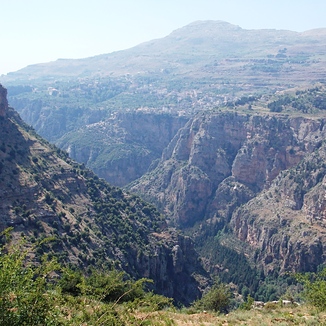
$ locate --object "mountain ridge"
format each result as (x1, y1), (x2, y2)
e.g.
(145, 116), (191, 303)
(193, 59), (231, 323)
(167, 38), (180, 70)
(2, 20), (326, 81)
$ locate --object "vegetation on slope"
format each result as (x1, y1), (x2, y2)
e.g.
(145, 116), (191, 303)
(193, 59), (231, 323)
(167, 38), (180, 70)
(0, 96), (206, 305)
(0, 107), (163, 267)
(0, 233), (173, 325)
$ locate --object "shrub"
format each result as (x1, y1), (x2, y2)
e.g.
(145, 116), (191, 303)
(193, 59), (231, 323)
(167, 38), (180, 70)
(0, 231), (174, 325)
(59, 268), (83, 296)
(82, 269), (151, 303)
(239, 294), (254, 310)
(193, 279), (231, 313)
(294, 267), (326, 311)
(0, 236), (63, 325)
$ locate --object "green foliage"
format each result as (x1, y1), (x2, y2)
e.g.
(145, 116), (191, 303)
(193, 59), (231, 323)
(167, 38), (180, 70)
(45, 192), (54, 205)
(58, 268), (83, 296)
(294, 267), (326, 311)
(239, 294), (254, 310)
(268, 95), (291, 112)
(81, 269), (151, 303)
(268, 86), (326, 114)
(0, 232), (174, 325)
(0, 239), (63, 325)
(196, 234), (262, 297)
(192, 279), (231, 313)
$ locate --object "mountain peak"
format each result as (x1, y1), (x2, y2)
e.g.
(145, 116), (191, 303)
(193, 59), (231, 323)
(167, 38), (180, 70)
(168, 20), (242, 38)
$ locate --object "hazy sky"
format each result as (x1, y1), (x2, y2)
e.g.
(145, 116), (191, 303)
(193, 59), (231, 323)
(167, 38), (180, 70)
(1, 0), (325, 75)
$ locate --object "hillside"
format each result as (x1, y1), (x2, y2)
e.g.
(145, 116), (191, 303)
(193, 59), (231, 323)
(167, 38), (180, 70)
(2, 20), (326, 82)
(0, 84), (208, 305)
(56, 110), (188, 186)
(127, 85), (326, 289)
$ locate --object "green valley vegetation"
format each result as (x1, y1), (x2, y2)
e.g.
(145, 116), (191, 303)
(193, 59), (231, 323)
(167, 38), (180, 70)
(1, 232), (326, 325)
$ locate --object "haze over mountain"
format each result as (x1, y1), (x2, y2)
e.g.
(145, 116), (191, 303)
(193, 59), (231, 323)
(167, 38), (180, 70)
(2, 21), (326, 188)
(3, 21), (326, 83)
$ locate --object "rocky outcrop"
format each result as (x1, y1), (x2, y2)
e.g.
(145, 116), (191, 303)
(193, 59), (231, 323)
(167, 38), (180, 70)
(128, 110), (326, 274)
(230, 142), (326, 273)
(0, 84), (8, 117)
(7, 97), (109, 142)
(135, 230), (209, 305)
(129, 112), (326, 227)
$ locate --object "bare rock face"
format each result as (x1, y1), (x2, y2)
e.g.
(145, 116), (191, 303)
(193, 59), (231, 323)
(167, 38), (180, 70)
(0, 84), (8, 117)
(230, 142), (326, 273)
(129, 111), (326, 274)
(60, 111), (188, 187)
(129, 112), (326, 228)
(136, 230), (209, 305)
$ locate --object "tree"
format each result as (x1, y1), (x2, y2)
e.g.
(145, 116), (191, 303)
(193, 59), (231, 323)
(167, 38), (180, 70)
(294, 267), (326, 311)
(193, 278), (231, 313)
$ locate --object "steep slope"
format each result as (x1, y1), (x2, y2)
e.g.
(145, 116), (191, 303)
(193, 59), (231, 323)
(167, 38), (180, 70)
(128, 86), (326, 276)
(231, 142), (326, 274)
(0, 84), (208, 305)
(56, 110), (188, 186)
(128, 112), (324, 227)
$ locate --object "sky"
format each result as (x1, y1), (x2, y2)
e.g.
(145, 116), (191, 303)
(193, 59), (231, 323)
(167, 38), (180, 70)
(1, 0), (326, 75)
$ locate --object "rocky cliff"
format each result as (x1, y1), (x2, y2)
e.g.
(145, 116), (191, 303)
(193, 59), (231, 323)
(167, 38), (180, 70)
(231, 141), (326, 274)
(129, 112), (324, 225)
(135, 229), (208, 304)
(128, 108), (326, 273)
(58, 110), (188, 186)
(7, 95), (188, 187)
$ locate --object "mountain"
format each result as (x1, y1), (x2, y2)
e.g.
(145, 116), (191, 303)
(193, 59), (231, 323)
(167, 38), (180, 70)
(2, 21), (326, 188)
(0, 84), (208, 305)
(2, 20), (326, 82)
(56, 110), (189, 187)
(2, 20), (326, 301)
(127, 86), (326, 278)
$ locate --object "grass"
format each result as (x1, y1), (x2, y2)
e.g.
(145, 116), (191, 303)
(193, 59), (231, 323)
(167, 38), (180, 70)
(150, 305), (326, 326)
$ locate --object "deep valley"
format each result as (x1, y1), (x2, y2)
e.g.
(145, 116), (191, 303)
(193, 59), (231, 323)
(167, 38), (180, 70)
(1, 21), (326, 322)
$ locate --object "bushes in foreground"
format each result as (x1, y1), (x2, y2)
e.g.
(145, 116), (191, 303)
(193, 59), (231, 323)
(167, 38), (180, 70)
(2, 229), (326, 325)
(0, 234), (172, 325)
(0, 240), (62, 325)
(294, 266), (326, 311)
(192, 278), (231, 313)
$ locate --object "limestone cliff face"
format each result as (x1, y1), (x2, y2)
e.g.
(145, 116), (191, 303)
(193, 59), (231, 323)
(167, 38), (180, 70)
(7, 97), (108, 142)
(129, 112), (326, 227)
(0, 84), (8, 117)
(230, 142), (326, 273)
(9, 96), (188, 187)
(135, 230), (208, 305)
(128, 110), (326, 274)
(60, 111), (188, 187)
